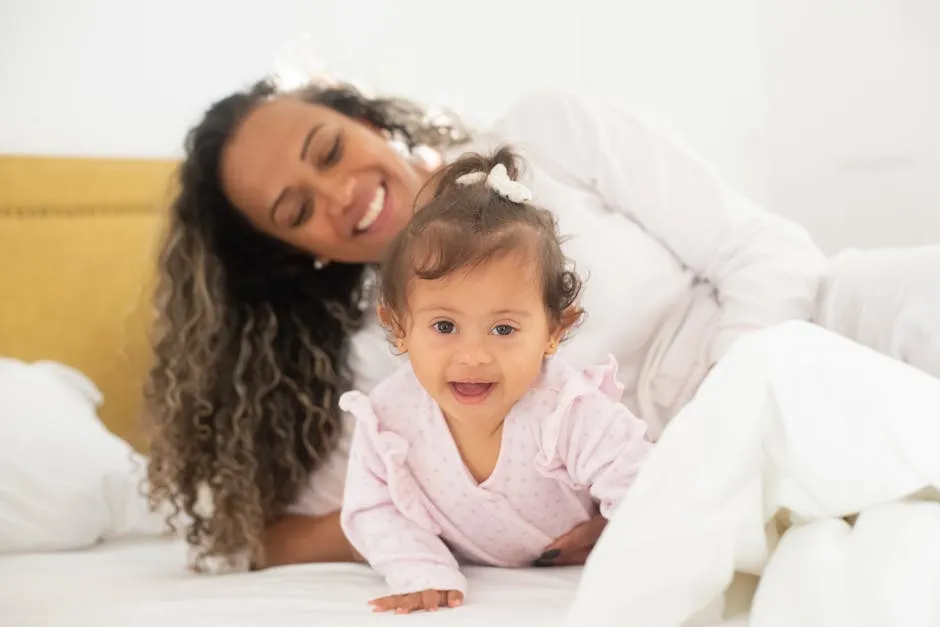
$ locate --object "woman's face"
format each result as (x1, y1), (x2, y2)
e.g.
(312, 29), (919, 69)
(220, 97), (430, 264)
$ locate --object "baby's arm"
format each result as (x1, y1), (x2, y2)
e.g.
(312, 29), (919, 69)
(340, 424), (467, 606)
(560, 393), (654, 517)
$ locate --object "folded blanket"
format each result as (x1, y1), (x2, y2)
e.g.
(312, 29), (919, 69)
(567, 321), (940, 627)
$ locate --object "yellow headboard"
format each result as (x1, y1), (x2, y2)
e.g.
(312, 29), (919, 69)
(0, 156), (178, 451)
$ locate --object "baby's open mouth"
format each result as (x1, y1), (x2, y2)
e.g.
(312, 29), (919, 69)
(448, 381), (495, 404)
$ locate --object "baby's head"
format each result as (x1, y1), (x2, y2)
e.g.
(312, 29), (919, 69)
(378, 147), (583, 427)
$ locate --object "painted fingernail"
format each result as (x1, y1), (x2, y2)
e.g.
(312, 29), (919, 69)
(532, 549), (561, 567)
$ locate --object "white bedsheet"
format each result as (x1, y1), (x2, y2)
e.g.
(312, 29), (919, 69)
(567, 321), (940, 627)
(0, 536), (586, 627)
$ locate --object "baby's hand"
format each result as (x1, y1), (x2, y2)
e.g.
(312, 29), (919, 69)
(369, 589), (464, 614)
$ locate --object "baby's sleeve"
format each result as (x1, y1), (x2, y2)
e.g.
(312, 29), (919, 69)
(551, 390), (654, 518)
(339, 393), (467, 596)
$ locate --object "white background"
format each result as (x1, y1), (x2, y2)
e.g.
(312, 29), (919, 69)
(1, 0), (938, 253)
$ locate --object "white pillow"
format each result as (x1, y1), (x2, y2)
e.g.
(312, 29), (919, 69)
(0, 358), (167, 553)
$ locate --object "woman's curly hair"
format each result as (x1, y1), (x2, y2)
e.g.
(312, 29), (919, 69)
(143, 78), (470, 569)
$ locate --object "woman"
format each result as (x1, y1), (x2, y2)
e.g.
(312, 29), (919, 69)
(144, 77), (832, 571)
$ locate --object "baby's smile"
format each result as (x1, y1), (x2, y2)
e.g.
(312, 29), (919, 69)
(448, 380), (497, 405)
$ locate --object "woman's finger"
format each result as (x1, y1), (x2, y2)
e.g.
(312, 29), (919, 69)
(535, 515), (608, 566)
(532, 548), (561, 566)
(549, 545), (593, 566)
(447, 590), (464, 607)
(572, 515), (608, 545)
(555, 516), (603, 550)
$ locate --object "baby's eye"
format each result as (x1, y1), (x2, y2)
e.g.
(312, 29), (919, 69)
(492, 324), (516, 336)
(433, 321), (456, 335)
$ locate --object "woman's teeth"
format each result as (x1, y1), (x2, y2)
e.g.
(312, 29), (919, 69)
(356, 185), (386, 232)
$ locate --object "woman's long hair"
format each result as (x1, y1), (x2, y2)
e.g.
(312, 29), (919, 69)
(144, 78), (469, 569)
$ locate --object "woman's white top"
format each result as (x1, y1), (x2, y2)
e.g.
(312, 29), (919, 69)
(289, 88), (829, 516)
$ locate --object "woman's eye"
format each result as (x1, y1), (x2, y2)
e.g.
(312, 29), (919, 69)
(320, 135), (344, 168)
(433, 321), (456, 335)
(291, 200), (311, 228)
(493, 324), (516, 336)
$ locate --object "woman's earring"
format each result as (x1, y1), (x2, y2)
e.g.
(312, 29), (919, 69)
(314, 258), (330, 270)
(410, 145), (443, 171)
(387, 136), (411, 159)
(387, 135), (442, 172)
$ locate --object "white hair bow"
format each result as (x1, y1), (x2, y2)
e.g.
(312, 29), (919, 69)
(455, 164), (532, 203)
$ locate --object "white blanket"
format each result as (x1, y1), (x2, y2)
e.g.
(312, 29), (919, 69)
(567, 321), (940, 627)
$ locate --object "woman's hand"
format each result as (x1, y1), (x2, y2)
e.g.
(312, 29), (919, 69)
(369, 590), (464, 613)
(533, 514), (608, 567)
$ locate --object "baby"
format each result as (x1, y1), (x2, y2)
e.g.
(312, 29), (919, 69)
(339, 147), (653, 614)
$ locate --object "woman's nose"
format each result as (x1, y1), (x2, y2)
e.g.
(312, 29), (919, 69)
(299, 168), (356, 217)
(322, 175), (356, 217)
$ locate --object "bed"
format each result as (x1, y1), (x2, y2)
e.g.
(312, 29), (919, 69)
(1, 537), (588, 626)
(0, 155), (761, 626)
(0, 155), (613, 626)
(2, 535), (761, 627)
(4, 156), (940, 627)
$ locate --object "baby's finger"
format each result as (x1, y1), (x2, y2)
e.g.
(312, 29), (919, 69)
(369, 595), (398, 612)
(395, 593), (422, 614)
(421, 590), (440, 612)
(447, 590), (464, 608)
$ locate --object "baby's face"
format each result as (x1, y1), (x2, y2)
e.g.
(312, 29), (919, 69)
(397, 254), (559, 432)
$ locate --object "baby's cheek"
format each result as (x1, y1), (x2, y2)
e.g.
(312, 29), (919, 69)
(501, 353), (545, 399)
(408, 353), (445, 392)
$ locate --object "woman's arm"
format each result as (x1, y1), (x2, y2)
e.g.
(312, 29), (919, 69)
(495, 89), (830, 365)
(261, 511), (359, 567)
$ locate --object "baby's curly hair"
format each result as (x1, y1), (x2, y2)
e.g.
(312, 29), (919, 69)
(143, 78), (470, 569)
(380, 146), (584, 336)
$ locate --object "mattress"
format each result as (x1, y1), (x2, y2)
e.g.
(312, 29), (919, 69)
(0, 536), (587, 627)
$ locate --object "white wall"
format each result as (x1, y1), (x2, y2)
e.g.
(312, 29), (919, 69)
(580, 0), (768, 203)
(2, 0), (938, 251)
(759, 0), (940, 251)
(0, 0), (762, 190)
(0, 0), (586, 158)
